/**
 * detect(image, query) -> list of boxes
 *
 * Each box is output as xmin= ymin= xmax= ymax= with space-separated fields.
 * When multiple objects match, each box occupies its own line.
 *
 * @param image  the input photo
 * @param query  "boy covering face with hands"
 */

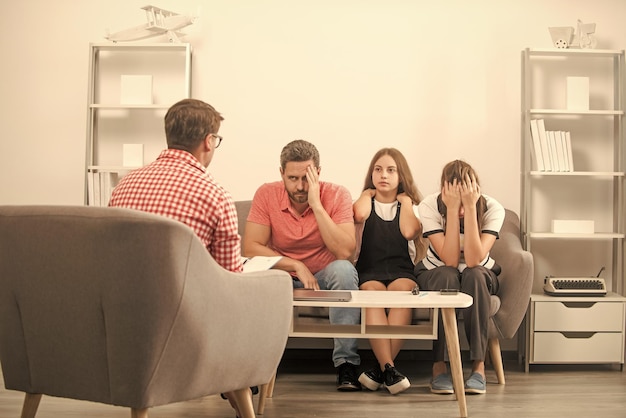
xmin=414 ymin=160 xmax=504 ymax=395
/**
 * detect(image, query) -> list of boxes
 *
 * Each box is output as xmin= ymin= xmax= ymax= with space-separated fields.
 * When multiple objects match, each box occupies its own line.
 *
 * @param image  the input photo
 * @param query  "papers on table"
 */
xmin=242 ymin=256 xmax=282 ymax=272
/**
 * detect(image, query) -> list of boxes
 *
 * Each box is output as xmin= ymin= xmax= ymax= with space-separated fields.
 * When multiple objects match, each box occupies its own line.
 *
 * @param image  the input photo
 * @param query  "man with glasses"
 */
xmin=243 ymin=139 xmax=362 ymax=391
xmin=109 ymin=98 xmax=242 ymax=273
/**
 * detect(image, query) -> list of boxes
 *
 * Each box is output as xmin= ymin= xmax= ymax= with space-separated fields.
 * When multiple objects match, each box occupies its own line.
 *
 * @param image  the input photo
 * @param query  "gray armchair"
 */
xmin=0 ymin=205 xmax=293 ymax=418
xmin=487 ymin=209 xmax=534 ymax=383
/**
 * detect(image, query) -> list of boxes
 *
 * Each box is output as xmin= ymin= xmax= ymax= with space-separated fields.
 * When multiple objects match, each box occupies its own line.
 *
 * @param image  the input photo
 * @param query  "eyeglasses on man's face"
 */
xmin=210 ymin=134 xmax=223 ymax=148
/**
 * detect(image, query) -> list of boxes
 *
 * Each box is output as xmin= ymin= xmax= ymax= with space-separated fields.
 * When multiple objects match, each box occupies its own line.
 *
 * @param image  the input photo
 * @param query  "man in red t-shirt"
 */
xmin=244 ymin=139 xmax=361 ymax=391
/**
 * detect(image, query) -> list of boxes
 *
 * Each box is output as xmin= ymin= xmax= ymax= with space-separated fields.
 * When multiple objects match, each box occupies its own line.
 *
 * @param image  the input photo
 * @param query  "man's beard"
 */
xmin=288 ymin=190 xmax=308 ymax=204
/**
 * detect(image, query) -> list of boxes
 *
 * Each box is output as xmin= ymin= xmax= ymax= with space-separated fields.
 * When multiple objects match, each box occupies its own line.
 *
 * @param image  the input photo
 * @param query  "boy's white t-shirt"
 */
xmin=418 ymin=193 xmax=504 ymax=272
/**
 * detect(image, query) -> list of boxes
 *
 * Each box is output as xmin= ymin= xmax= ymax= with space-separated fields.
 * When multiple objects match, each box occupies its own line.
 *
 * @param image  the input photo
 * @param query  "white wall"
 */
xmin=1 ymin=0 xmax=626 ymax=211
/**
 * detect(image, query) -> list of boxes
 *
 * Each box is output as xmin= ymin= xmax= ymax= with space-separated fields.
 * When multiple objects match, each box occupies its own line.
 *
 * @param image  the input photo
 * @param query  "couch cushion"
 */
xmin=235 ymin=200 xmax=252 ymax=237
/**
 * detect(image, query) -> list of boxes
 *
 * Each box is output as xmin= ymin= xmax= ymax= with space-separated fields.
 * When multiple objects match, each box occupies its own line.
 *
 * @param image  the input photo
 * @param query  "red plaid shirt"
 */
xmin=109 ymin=149 xmax=243 ymax=272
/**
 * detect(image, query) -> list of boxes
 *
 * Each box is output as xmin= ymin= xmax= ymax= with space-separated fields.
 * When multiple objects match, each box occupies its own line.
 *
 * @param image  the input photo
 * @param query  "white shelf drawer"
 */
xmin=533 ymin=332 xmax=624 ymax=363
xmin=534 ymin=301 xmax=624 ymax=332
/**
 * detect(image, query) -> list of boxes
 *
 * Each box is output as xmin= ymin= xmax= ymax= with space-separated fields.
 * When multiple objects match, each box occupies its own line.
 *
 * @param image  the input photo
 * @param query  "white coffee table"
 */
xmin=259 ymin=290 xmax=473 ymax=417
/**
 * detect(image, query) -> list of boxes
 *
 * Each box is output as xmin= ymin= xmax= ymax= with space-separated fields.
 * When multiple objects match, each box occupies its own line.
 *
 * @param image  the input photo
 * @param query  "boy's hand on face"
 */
xmin=460 ymin=173 xmax=480 ymax=208
xmin=442 ymin=179 xmax=462 ymax=215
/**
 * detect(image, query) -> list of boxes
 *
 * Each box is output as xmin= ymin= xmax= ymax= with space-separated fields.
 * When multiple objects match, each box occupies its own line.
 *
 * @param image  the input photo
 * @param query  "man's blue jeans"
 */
xmin=292 ymin=260 xmax=361 ymax=367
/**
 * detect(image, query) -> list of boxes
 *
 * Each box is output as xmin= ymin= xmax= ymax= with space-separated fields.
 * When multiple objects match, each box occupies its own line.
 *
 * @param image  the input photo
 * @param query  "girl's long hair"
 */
xmin=362 ymin=148 xmax=426 ymax=260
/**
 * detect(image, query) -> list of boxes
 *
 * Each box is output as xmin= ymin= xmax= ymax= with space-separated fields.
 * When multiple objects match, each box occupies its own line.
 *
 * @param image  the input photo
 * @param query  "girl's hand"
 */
xmin=361 ymin=188 xmax=376 ymax=199
xmin=397 ymin=192 xmax=412 ymax=205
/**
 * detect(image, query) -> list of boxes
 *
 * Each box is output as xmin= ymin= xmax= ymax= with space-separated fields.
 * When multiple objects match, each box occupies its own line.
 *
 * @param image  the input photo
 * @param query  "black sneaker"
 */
xmin=383 ymin=363 xmax=410 ymax=395
xmin=336 ymin=362 xmax=362 ymax=391
xmin=358 ymin=366 xmax=384 ymax=391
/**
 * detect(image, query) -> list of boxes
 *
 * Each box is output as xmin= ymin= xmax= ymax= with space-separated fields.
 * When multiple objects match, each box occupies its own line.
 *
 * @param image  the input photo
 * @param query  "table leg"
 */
xmin=441 ymin=307 xmax=467 ymax=418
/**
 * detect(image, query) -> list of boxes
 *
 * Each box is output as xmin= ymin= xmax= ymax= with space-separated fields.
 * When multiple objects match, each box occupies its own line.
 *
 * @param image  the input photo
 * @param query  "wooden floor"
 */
xmin=2 ymin=350 xmax=625 ymax=418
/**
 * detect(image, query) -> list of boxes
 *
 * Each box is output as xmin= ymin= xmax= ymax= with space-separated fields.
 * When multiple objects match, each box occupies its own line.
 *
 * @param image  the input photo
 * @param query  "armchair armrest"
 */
xmin=489 ymin=209 xmax=534 ymax=339
xmin=147 ymin=256 xmax=294 ymax=405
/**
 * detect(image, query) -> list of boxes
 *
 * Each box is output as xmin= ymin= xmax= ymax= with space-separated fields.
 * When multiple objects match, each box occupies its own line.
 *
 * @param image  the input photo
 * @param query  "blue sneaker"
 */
xmin=429 ymin=373 xmax=453 ymax=394
xmin=464 ymin=372 xmax=486 ymax=394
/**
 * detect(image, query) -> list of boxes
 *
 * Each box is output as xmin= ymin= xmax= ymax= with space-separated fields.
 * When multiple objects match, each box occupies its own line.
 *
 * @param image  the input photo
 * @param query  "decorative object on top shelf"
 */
xmin=105 ymin=5 xmax=196 ymax=43
xmin=548 ymin=26 xmax=574 ymax=49
xmin=575 ymin=19 xmax=597 ymax=49
xmin=548 ymin=19 xmax=597 ymax=49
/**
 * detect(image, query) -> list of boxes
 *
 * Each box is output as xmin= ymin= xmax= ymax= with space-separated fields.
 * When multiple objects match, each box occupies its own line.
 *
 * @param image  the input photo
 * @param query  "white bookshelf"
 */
xmin=84 ymin=42 xmax=192 ymax=206
xmin=521 ymin=48 xmax=626 ymax=369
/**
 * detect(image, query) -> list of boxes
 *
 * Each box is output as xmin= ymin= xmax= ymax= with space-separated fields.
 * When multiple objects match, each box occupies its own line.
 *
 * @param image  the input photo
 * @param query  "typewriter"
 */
xmin=543 ymin=276 xmax=607 ymax=297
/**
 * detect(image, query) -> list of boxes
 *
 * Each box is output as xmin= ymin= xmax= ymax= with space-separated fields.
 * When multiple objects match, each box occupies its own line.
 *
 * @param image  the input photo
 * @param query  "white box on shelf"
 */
xmin=566 ymin=76 xmax=589 ymax=110
xmin=120 ymin=75 xmax=153 ymax=105
xmin=122 ymin=144 xmax=144 ymax=167
xmin=551 ymin=219 xmax=595 ymax=234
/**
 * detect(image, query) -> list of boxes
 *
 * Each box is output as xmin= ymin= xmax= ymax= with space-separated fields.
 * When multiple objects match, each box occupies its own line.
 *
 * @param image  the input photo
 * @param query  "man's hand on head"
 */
xmin=306 ymin=164 xmax=322 ymax=210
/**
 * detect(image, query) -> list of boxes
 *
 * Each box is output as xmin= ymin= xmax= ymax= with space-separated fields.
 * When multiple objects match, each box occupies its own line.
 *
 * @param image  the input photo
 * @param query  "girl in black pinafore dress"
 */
xmin=353 ymin=148 xmax=424 ymax=395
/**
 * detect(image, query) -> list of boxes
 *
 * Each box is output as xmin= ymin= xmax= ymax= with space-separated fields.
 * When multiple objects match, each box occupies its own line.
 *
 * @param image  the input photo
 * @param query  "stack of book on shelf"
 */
xmin=529 ymin=119 xmax=574 ymax=172
xmin=87 ymin=171 xmax=119 ymax=207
